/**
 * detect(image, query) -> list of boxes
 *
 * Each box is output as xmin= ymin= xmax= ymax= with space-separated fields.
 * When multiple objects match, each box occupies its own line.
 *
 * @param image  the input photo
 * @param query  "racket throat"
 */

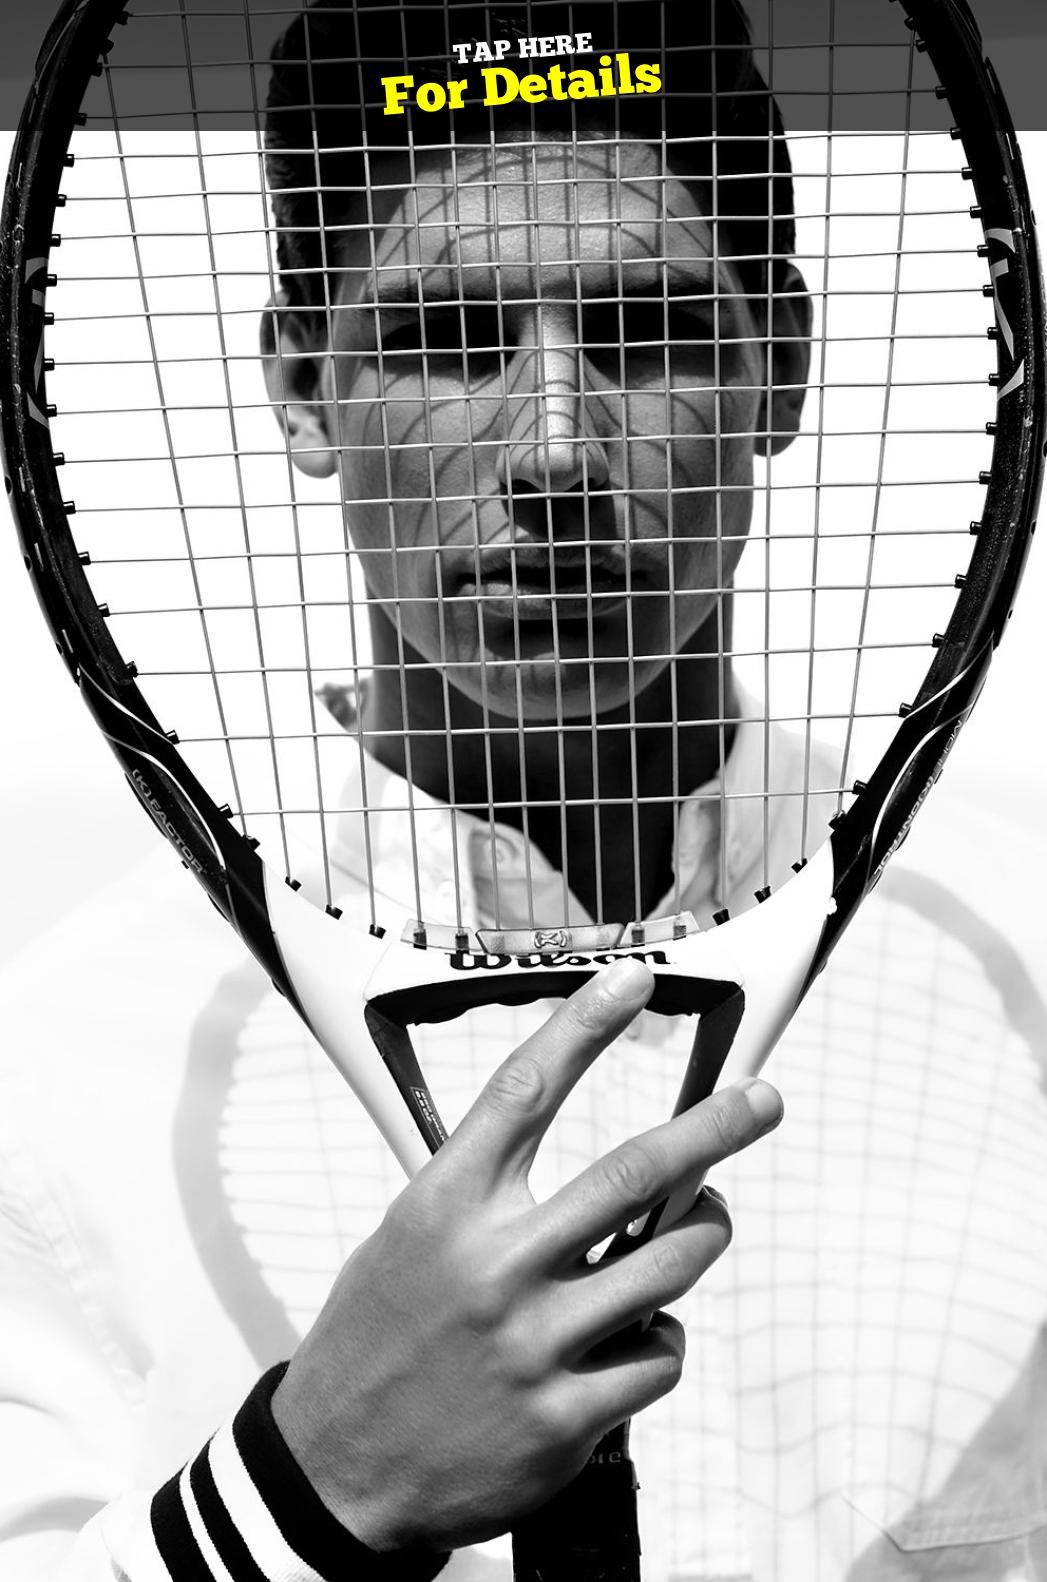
xmin=363 ymin=1005 xmax=449 ymax=1155
xmin=262 ymin=869 xmax=436 ymax=1177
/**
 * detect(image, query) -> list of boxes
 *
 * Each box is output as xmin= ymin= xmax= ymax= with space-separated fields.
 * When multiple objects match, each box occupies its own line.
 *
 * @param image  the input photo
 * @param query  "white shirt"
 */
xmin=1 ymin=730 xmax=1046 ymax=1582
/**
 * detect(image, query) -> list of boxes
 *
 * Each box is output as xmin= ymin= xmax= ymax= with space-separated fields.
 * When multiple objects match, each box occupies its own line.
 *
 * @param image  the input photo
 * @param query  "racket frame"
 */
xmin=1 ymin=0 xmax=1043 ymax=1172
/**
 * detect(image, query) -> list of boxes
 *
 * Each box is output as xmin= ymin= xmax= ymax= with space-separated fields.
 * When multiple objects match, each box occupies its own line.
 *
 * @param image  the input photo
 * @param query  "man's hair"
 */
xmin=263 ymin=0 xmax=796 ymax=322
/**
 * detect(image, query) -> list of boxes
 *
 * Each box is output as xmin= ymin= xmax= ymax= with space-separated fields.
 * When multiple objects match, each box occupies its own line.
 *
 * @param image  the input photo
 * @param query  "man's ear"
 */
xmin=261 ymin=292 xmax=338 ymax=478
xmin=758 ymin=263 xmax=812 ymax=457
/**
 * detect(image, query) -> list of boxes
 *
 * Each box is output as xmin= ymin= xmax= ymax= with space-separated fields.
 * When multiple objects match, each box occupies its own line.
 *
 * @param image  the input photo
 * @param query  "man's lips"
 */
xmin=455 ymin=544 xmax=635 ymax=622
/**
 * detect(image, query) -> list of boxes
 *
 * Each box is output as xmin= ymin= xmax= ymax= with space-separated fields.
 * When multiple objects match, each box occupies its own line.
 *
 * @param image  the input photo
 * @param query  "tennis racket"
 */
xmin=1 ymin=0 xmax=1042 ymax=1578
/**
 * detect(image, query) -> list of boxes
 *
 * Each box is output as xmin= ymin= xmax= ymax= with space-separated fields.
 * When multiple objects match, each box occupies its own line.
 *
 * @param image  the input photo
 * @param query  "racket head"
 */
xmin=1 ymin=0 xmax=1043 ymax=1171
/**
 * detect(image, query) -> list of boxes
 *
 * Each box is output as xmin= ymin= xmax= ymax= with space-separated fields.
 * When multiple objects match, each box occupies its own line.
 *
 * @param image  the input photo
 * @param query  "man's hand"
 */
xmin=271 ymin=958 xmax=783 ymax=1553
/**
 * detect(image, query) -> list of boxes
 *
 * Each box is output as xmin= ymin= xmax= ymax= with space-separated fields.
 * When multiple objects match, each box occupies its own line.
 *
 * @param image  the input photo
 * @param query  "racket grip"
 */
xmin=510 ymin=1421 xmax=641 ymax=1582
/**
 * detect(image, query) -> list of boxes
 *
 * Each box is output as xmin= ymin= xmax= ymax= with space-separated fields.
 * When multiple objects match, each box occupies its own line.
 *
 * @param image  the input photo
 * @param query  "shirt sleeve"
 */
xmin=64 ymin=1366 xmax=451 ymax=1582
xmin=0 ymin=1148 xmax=448 ymax=1582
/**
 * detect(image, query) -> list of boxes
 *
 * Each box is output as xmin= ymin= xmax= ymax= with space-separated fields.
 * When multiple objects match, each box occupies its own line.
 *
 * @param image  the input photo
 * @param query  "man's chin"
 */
xmin=441 ymin=654 xmax=668 ymax=724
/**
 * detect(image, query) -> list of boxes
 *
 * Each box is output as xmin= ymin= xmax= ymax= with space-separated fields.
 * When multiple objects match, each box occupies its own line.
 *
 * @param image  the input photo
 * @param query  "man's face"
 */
xmin=281 ymin=137 xmax=774 ymax=720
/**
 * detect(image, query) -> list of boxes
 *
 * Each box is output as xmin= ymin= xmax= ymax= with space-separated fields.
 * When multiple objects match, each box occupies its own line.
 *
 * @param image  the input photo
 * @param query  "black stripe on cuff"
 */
xmin=233 ymin=1363 xmax=450 ymax=1582
xmin=188 ymin=1443 xmax=269 ymax=1582
xmin=150 ymin=1467 xmax=220 ymax=1582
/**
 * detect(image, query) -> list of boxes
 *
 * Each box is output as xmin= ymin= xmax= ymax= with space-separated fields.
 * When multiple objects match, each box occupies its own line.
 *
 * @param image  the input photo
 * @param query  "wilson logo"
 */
xmin=450 ymin=948 xmax=670 ymax=972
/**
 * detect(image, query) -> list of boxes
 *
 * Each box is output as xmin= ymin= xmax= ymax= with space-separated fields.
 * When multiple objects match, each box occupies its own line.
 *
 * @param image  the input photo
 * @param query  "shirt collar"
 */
xmin=326 ymin=687 xmax=839 ymax=931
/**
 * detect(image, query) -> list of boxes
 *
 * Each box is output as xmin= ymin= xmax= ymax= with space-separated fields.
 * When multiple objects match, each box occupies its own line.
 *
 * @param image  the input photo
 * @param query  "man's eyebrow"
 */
xmin=620 ymin=267 xmax=722 ymax=300
xmin=372 ymin=273 xmax=458 ymax=306
xmin=369 ymin=259 xmax=727 ymax=307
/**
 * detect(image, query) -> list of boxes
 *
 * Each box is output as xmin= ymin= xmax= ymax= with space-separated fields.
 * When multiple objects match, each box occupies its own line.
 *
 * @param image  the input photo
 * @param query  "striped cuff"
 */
xmin=151 ymin=1363 xmax=450 ymax=1581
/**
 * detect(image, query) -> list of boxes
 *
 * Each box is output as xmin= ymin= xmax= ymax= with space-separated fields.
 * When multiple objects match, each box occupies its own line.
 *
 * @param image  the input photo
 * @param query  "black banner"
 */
xmin=0 ymin=0 xmax=1044 ymax=131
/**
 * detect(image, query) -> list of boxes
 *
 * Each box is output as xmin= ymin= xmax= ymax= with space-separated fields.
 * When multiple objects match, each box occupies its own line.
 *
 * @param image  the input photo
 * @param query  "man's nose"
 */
xmin=495 ymin=329 xmax=611 ymax=539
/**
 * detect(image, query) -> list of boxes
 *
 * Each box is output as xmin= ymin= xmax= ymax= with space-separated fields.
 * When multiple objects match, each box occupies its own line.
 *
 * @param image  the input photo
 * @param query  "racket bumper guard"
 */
xmin=403 ymin=919 xmax=484 ymax=953
xmin=478 ymin=922 xmax=625 ymax=956
xmin=475 ymin=916 xmax=699 ymax=957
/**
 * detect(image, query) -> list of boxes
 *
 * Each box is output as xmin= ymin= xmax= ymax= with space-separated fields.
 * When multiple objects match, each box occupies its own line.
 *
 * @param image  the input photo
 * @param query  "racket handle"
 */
xmin=510 ymin=1421 xmax=640 ymax=1582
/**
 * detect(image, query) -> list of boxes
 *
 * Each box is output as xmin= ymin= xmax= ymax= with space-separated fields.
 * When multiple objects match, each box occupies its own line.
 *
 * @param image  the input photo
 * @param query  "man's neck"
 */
xmin=361 ymin=616 xmax=737 ymax=922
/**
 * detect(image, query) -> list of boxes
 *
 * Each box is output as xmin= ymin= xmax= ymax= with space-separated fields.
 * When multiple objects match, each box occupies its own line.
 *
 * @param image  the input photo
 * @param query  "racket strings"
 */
xmin=710 ymin=0 xmax=731 ymax=912
xmin=44 ymin=0 xmax=995 ymax=933
xmin=837 ymin=58 xmax=916 ymax=812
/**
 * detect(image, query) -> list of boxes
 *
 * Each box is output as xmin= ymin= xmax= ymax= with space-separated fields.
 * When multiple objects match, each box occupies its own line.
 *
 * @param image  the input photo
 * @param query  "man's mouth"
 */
xmin=457 ymin=544 xmax=633 ymax=623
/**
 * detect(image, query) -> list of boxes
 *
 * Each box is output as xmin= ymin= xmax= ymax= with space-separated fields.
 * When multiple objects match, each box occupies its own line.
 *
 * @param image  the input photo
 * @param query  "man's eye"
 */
xmin=582 ymin=301 xmax=716 ymax=362
xmin=377 ymin=311 xmax=428 ymax=356
xmin=619 ymin=301 xmax=671 ymax=350
xmin=420 ymin=308 xmax=466 ymax=354
xmin=623 ymin=302 xmax=715 ymax=353
xmin=378 ymin=306 xmax=503 ymax=370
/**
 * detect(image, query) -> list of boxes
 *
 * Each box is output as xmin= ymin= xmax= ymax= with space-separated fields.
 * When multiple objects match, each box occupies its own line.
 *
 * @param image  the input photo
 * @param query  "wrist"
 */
xmin=151 ymin=1363 xmax=449 ymax=1581
xmin=268 ymin=1360 xmax=414 ymax=1552
xmin=259 ymin=1363 xmax=450 ymax=1573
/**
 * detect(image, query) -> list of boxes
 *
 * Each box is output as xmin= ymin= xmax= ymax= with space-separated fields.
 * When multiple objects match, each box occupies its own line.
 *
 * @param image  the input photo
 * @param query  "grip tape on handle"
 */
xmin=510 ymin=1423 xmax=640 ymax=1582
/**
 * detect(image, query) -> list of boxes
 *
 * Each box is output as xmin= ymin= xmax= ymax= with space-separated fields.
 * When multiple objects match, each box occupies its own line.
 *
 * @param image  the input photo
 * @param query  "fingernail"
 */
xmin=737 ymin=1078 xmax=783 ymax=1131
xmin=600 ymin=957 xmax=654 ymax=1000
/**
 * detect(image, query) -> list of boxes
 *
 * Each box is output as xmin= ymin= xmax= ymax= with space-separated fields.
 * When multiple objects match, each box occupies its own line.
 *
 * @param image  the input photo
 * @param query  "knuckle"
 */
xmin=700 ymin=1188 xmax=734 ymax=1248
xmin=526 ymin=1387 xmax=578 ymax=1453
xmin=658 ymin=1329 xmax=686 ymax=1379
xmin=711 ymin=1210 xmax=734 ymax=1257
xmin=484 ymin=1053 xmax=548 ymax=1121
xmin=562 ymin=982 xmax=618 ymax=1036
xmin=377 ymin=1187 xmax=435 ymax=1252
xmin=602 ymin=1142 xmax=660 ymax=1208
xmin=648 ymin=1236 xmax=692 ymax=1297
xmin=702 ymin=1089 xmax=752 ymax=1157
xmin=639 ymin=1316 xmax=686 ymax=1399
xmin=506 ymin=1328 xmax=554 ymax=1392
xmin=460 ymin=1259 xmax=514 ymax=1333
xmin=655 ymin=1342 xmax=685 ymax=1393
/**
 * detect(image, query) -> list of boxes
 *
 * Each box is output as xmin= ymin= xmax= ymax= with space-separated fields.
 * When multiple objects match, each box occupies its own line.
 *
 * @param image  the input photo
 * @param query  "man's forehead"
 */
xmin=333 ymin=137 xmax=724 ymax=303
